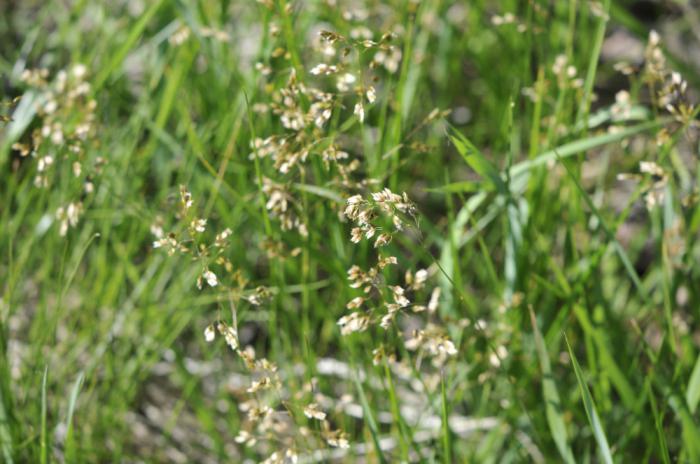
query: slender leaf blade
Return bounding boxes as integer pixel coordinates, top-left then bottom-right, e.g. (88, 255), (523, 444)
(530, 308), (576, 464)
(40, 366), (48, 464)
(64, 371), (85, 461)
(565, 334), (613, 464)
(686, 354), (700, 413)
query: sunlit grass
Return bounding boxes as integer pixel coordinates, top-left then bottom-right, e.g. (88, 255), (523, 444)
(1, 0), (700, 462)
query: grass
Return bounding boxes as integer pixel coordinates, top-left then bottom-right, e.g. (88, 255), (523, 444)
(1, 0), (700, 462)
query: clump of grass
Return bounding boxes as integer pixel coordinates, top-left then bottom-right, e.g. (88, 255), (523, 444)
(1, 0), (700, 462)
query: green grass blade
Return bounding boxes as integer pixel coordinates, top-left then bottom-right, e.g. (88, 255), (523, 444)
(64, 371), (85, 461)
(425, 181), (485, 194)
(352, 368), (387, 464)
(510, 120), (662, 178)
(0, 369), (13, 464)
(40, 366), (48, 464)
(0, 325), (14, 464)
(441, 371), (451, 464)
(93, 0), (165, 90)
(382, 359), (421, 461)
(571, 306), (638, 412)
(575, 0), (611, 128)
(292, 183), (344, 204)
(140, 43), (198, 161)
(529, 308), (576, 464)
(565, 334), (613, 464)
(667, 388), (700, 461)
(555, 152), (647, 301)
(447, 125), (506, 193)
(244, 91), (273, 237)
(0, 91), (41, 164)
(647, 382), (671, 464)
(686, 354), (700, 413)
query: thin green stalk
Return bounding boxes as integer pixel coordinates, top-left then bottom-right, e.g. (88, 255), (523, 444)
(440, 371), (451, 464)
(40, 366), (48, 464)
(575, 0), (611, 130)
(244, 92), (273, 237)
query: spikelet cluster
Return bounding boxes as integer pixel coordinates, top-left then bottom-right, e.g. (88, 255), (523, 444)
(341, 189), (457, 367)
(246, 20), (406, 242)
(152, 186), (270, 307)
(643, 31), (696, 126)
(153, 185), (353, 461)
(614, 31), (697, 211)
(12, 65), (101, 235)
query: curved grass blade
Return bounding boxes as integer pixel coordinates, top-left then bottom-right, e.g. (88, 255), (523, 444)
(647, 382), (671, 464)
(382, 360), (411, 461)
(0, 91), (41, 164)
(445, 119), (663, 265)
(510, 119), (662, 178)
(665, 385), (700, 461)
(293, 183), (344, 204)
(555, 152), (647, 302)
(447, 125), (506, 193)
(64, 371), (85, 461)
(93, 0), (165, 90)
(571, 306), (637, 412)
(529, 308), (576, 464)
(352, 368), (387, 464)
(564, 334), (613, 464)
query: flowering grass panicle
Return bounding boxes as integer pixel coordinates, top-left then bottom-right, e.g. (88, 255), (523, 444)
(12, 64), (100, 235)
(341, 189), (458, 369)
(7, 1), (700, 463)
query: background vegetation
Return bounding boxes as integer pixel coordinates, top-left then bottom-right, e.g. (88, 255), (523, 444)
(2, 0), (700, 462)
